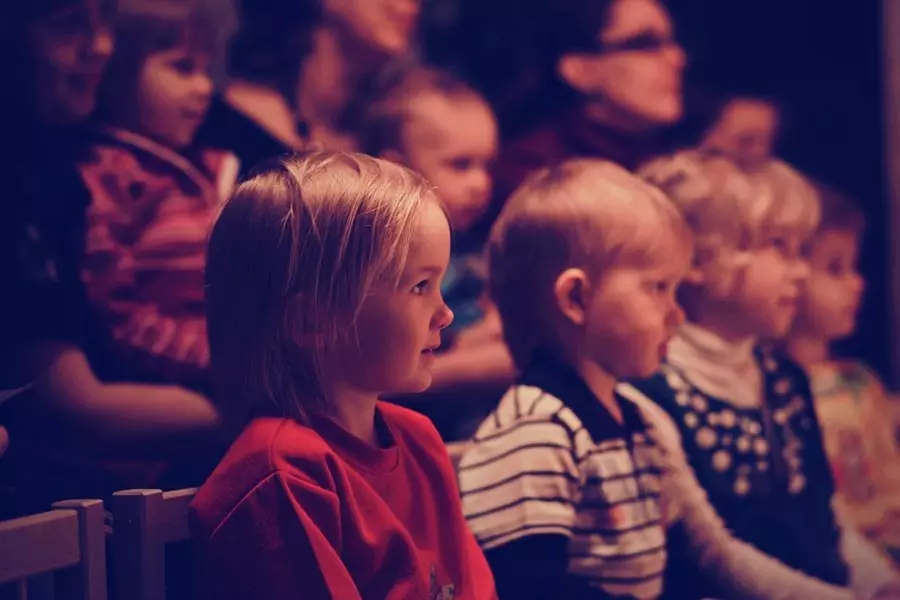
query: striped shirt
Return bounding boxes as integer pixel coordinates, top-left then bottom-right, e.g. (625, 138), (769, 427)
(459, 355), (667, 599)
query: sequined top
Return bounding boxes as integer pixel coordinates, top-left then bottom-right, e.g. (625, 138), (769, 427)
(630, 348), (848, 595)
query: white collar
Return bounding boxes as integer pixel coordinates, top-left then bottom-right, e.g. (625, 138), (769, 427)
(667, 322), (762, 409)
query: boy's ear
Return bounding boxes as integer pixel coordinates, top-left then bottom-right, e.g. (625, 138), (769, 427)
(554, 268), (591, 326)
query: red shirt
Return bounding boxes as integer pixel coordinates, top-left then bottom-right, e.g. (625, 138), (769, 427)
(191, 403), (496, 600)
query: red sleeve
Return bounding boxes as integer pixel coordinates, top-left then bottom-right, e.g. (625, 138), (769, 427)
(79, 147), (210, 383)
(198, 471), (361, 600)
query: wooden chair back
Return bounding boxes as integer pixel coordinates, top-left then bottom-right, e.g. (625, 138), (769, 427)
(110, 488), (196, 600)
(0, 499), (107, 600)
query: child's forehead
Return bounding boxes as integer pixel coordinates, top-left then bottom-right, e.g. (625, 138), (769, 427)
(403, 94), (496, 147)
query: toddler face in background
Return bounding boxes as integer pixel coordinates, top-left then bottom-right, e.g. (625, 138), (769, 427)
(794, 229), (865, 341)
(398, 91), (498, 232)
(135, 43), (213, 149)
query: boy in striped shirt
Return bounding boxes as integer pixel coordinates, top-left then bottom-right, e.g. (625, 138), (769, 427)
(459, 159), (859, 600)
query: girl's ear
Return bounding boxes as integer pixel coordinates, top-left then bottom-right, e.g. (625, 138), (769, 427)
(553, 268), (592, 326)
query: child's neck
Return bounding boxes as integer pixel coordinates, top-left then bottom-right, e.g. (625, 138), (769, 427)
(690, 310), (758, 347)
(297, 26), (369, 151)
(328, 384), (381, 447)
(573, 356), (622, 424)
(784, 332), (831, 371)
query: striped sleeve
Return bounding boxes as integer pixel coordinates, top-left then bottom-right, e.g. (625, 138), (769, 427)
(459, 414), (580, 550)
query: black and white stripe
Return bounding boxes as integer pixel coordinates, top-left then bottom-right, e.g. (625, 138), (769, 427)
(460, 384), (667, 599)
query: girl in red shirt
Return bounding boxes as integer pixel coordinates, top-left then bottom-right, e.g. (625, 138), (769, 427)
(192, 151), (496, 600)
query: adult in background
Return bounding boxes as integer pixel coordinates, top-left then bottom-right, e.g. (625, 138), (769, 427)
(451, 0), (686, 234)
(0, 0), (221, 519)
(199, 0), (420, 168)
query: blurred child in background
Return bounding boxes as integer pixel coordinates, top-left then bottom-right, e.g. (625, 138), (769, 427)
(360, 63), (513, 435)
(785, 185), (900, 560)
(79, 0), (238, 393)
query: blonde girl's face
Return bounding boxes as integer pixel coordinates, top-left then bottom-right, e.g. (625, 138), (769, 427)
(324, 199), (454, 397)
(721, 234), (811, 340)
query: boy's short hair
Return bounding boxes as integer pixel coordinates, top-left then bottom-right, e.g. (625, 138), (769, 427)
(96, 0), (230, 114)
(488, 158), (691, 369)
(358, 61), (487, 157)
(205, 151), (435, 428)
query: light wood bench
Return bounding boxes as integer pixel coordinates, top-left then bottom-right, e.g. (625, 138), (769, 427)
(0, 499), (107, 600)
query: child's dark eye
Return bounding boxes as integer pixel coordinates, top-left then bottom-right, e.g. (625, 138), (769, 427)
(172, 57), (197, 74)
(412, 280), (429, 295)
(827, 261), (849, 276)
(448, 157), (473, 171)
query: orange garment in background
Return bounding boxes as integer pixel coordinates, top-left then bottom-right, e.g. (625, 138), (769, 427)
(810, 360), (900, 557)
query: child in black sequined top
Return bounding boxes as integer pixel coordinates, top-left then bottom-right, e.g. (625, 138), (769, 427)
(621, 151), (900, 599)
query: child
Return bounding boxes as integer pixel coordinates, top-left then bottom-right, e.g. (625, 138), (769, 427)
(191, 152), (496, 599)
(359, 63), (514, 397)
(460, 158), (857, 600)
(622, 152), (900, 598)
(785, 185), (900, 558)
(78, 0), (238, 392)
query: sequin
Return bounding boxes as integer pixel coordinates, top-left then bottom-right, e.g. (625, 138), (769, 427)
(757, 461), (769, 472)
(753, 438), (769, 455)
(696, 427), (717, 449)
(719, 409), (737, 429)
(789, 473), (806, 494)
(774, 379), (791, 396)
(713, 450), (732, 472)
(736, 436), (751, 453)
(684, 412), (699, 429)
(734, 477), (751, 496)
(675, 391), (690, 407)
(774, 409), (788, 425)
(667, 371), (686, 390)
(764, 357), (779, 373)
(691, 394), (708, 412)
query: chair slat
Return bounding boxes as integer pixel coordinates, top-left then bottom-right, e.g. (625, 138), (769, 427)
(112, 487), (198, 600)
(0, 511), (80, 583)
(0, 499), (107, 600)
(158, 489), (197, 544)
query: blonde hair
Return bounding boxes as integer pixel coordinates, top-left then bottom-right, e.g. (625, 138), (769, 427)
(359, 62), (487, 157)
(640, 151), (820, 295)
(488, 158), (691, 369)
(206, 151), (434, 427)
(744, 158), (821, 247)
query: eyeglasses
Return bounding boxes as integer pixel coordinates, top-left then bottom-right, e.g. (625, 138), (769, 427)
(598, 32), (680, 56)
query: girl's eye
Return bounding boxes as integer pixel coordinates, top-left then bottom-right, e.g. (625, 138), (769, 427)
(172, 58), (196, 74)
(412, 280), (429, 295)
